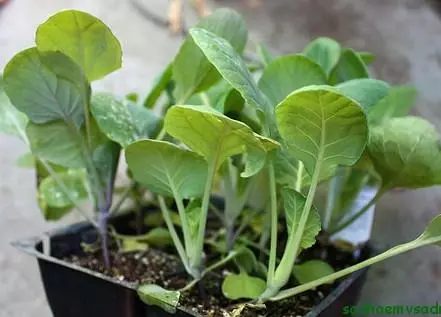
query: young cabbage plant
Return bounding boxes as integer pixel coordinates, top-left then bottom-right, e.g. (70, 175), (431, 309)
(2, 10), (124, 267)
(126, 105), (278, 278)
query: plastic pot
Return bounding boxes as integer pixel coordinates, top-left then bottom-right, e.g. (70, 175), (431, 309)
(12, 215), (370, 317)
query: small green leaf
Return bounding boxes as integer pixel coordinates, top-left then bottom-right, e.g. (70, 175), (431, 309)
(0, 77), (28, 139)
(121, 239), (149, 253)
(256, 43), (275, 66)
(337, 79), (390, 111)
(258, 54), (327, 107)
(16, 152), (36, 168)
(125, 139), (208, 198)
(304, 37), (341, 76)
(234, 247), (257, 274)
(173, 9), (248, 102)
(419, 214), (441, 246)
(91, 93), (161, 147)
(137, 284), (180, 314)
(4, 48), (88, 127)
(329, 48), (369, 84)
(189, 28), (270, 114)
(283, 188), (321, 250)
(39, 169), (88, 208)
(222, 273), (266, 300)
(144, 63), (173, 108)
(368, 86), (417, 124)
(27, 121), (84, 168)
(36, 10), (122, 81)
(292, 260), (335, 284)
(358, 51), (375, 65)
(38, 199), (73, 221)
(165, 105), (278, 175)
(276, 86), (368, 178)
(144, 228), (173, 248)
(368, 117), (441, 189)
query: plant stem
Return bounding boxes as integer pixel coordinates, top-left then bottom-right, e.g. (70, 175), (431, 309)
(172, 188), (192, 258)
(323, 169), (342, 231)
(158, 196), (192, 275)
(270, 159), (321, 295)
(328, 189), (384, 235)
(98, 207), (110, 267)
(191, 160), (217, 271)
(180, 250), (240, 292)
(269, 238), (432, 302)
(266, 161), (278, 285)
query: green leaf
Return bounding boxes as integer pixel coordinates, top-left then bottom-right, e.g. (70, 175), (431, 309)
(358, 52), (375, 65)
(256, 43), (275, 66)
(328, 167), (371, 229)
(121, 239), (149, 253)
(38, 199), (73, 221)
(39, 169), (88, 208)
(189, 28), (270, 115)
(173, 9), (247, 102)
(368, 116), (441, 189)
(125, 139), (208, 198)
(304, 37), (341, 76)
(276, 85), (368, 178)
(164, 105), (278, 175)
(144, 228), (173, 248)
(283, 188), (321, 250)
(16, 152), (35, 168)
(419, 214), (441, 246)
(258, 54), (327, 107)
(368, 86), (417, 124)
(234, 247), (257, 274)
(36, 10), (122, 81)
(27, 121), (84, 168)
(4, 48), (88, 127)
(144, 63), (173, 108)
(292, 260), (335, 284)
(222, 273), (266, 300)
(137, 284), (180, 314)
(91, 93), (161, 147)
(0, 77), (28, 138)
(336, 79), (390, 111)
(329, 48), (369, 84)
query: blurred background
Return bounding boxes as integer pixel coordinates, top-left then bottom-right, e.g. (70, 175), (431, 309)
(1, 0), (441, 316)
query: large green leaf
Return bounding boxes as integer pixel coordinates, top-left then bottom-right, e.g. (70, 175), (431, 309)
(39, 169), (88, 208)
(304, 37), (341, 76)
(26, 121), (84, 168)
(258, 54), (327, 107)
(0, 77), (28, 139)
(173, 9), (247, 102)
(336, 79), (390, 111)
(368, 86), (417, 124)
(4, 48), (88, 127)
(368, 116), (441, 189)
(91, 93), (161, 147)
(329, 48), (369, 85)
(276, 86), (368, 178)
(292, 260), (335, 284)
(189, 28), (270, 115)
(164, 105), (278, 175)
(144, 63), (173, 108)
(137, 284), (180, 314)
(125, 139), (207, 198)
(36, 10), (122, 81)
(283, 188), (321, 250)
(222, 273), (266, 300)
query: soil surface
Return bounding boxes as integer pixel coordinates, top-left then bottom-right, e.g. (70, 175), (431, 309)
(65, 228), (364, 317)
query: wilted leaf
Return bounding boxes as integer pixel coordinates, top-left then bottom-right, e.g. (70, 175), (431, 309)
(137, 284), (180, 314)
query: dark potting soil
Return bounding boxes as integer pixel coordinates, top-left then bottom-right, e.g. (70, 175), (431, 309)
(65, 239), (362, 317)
